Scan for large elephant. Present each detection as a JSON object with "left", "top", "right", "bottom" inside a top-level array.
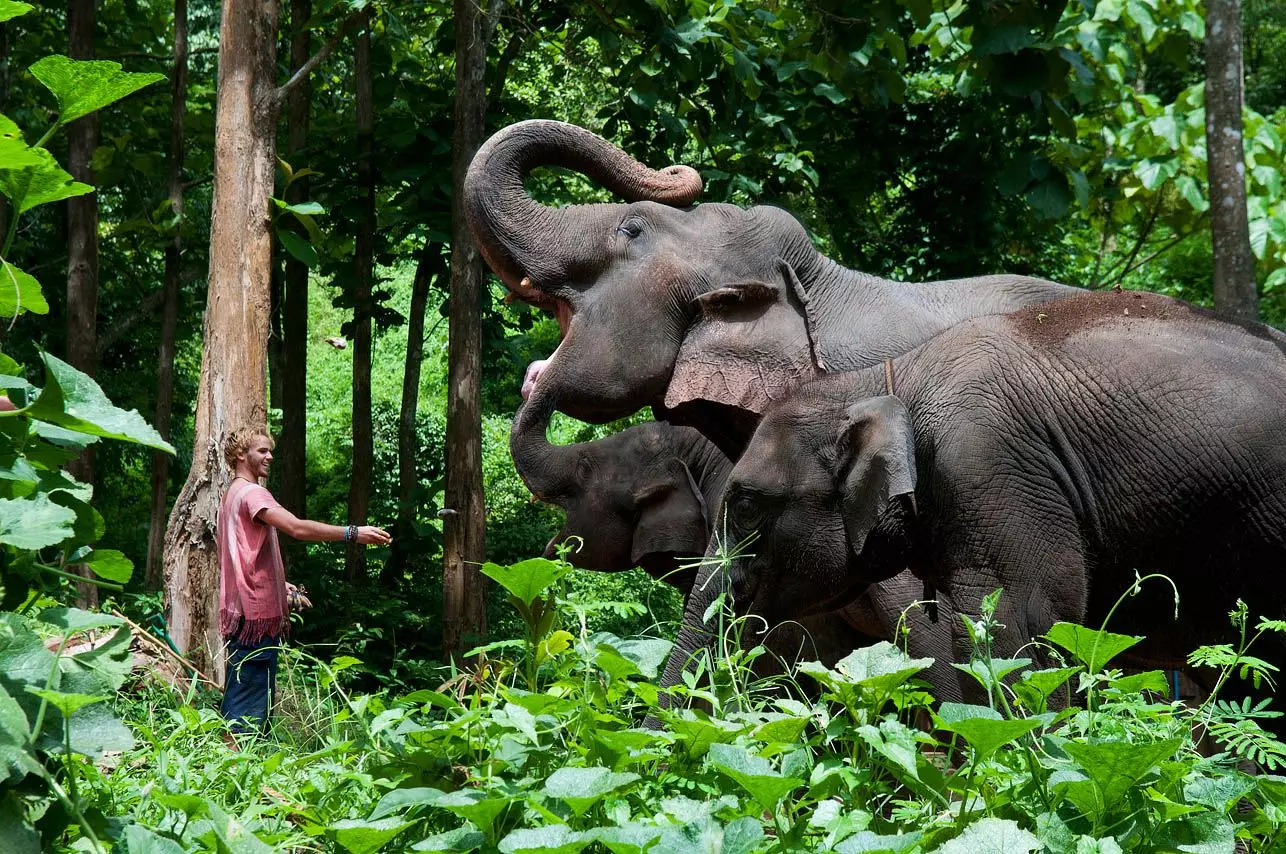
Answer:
[
  {"left": 661, "top": 291, "right": 1286, "bottom": 703},
  {"left": 465, "top": 120, "right": 1081, "bottom": 457},
  {"left": 510, "top": 379, "right": 949, "bottom": 679}
]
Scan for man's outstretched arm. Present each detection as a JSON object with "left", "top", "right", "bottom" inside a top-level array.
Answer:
[{"left": 258, "top": 507, "right": 392, "bottom": 545}]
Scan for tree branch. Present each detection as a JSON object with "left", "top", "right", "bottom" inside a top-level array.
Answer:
[
  {"left": 272, "top": 9, "right": 366, "bottom": 108},
  {"left": 97, "top": 287, "right": 166, "bottom": 357}
]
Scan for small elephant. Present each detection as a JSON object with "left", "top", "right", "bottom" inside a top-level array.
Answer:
[
  {"left": 510, "top": 381, "right": 946, "bottom": 674},
  {"left": 467, "top": 120, "right": 1079, "bottom": 457},
  {"left": 662, "top": 291, "right": 1286, "bottom": 702}
]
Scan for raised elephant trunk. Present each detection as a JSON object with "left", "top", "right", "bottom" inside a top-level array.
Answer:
[
  {"left": 510, "top": 383, "right": 578, "bottom": 502},
  {"left": 464, "top": 120, "right": 704, "bottom": 293}
]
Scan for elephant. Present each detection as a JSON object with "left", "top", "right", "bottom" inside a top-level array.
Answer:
[
  {"left": 510, "top": 373, "right": 950, "bottom": 680},
  {"left": 465, "top": 119, "right": 1081, "bottom": 458},
  {"left": 660, "top": 291, "right": 1286, "bottom": 705}
]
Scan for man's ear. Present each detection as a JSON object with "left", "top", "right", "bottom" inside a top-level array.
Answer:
[
  {"left": 630, "top": 461, "right": 709, "bottom": 568},
  {"left": 836, "top": 396, "right": 917, "bottom": 559}
]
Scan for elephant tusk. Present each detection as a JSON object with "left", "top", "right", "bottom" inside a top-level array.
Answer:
[{"left": 519, "top": 276, "right": 533, "bottom": 290}]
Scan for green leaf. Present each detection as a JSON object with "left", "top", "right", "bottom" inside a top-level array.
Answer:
[
  {"left": 0, "top": 1, "right": 33, "bottom": 23},
  {"left": 0, "top": 260, "right": 49, "bottom": 317},
  {"left": 1060, "top": 738, "right": 1183, "bottom": 817},
  {"left": 835, "top": 830, "right": 921, "bottom": 853},
  {"left": 203, "top": 801, "right": 276, "bottom": 854},
  {"left": 1026, "top": 173, "right": 1072, "bottom": 219},
  {"left": 28, "top": 55, "right": 165, "bottom": 125},
  {"left": 480, "top": 558, "right": 570, "bottom": 607},
  {"left": 653, "top": 816, "right": 762, "bottom": 854},
  {"left": 1108, "top": 669, "right": 1168, "bottom": 695},
  {"left": 25, "top": 686, "right": 107, "bottom": 717},
  {"left": 411, "top": 826, "right": 485, "bottom": 853},
  {"left": 972, "top": 24, "right": 1037, "bottom": 56},
  {"left": 369, "top": 786, "right": 445, "bottom": 820},
  {"left": 281, "top": 200, "right": 325, "bottom": 216},
  {"left": 931, "top": 818, "right": 1040, "bottom": 853},
  {"left": 26, "top": 352, "right": 174, "bottom": 451},
  {"left": 0, "top": 147, "right": 93, "bottom": 214},
  {"left": 82, "top": 549, "right": 133, "bottom": 583},
  {"left": 277, "top": 228, "right": 319, "bottom": 269},
  {"left": 543, "top": 766, "right": 640, "bottom": 816},
  {"left": 1134, "top": 156, "right": 1178, "bottom": 191},
  {"left": 707, "top": 742, "right": 803, "bottom": 810},
  {"left": 934, "top": 704, "right": 1043, "bottom": 759},
  {"left": 0, "top": 791, "right": 39, "bottom": 854},
  {"left": 0, "top": 137, "right": 43, "bottom": 172},
  {"left": 434, "top": 790, "right": 510, "bottom": 838},
  {"left": 1013, "top": 666, "right": 1079, "bottom": 711},
  {"left": 1044, "top": 622, "right": 1143, "bottom": 672},
  {"left": 497, "top": 825, "right": 590, "bottom": 854},
  {"left": 1157, "top": 812, "right": 1235, "bottom": 854},
  {"left": 328, "top": 818, "right": 417, "bottom": 854},
  {"left": 123, "top": 825, "right": 185, "bottom": 854},
  {"left": 592, "top": 634, "right": 671, "bottom": 680},
  {"left": 1174, "top": 175, "right": 1207, "bottom": 212},
  {"left": 0, "top": 493, "right": 77, "bottom": 548},
  {"left": 592, "top": 824, "right": 664, "bottom": 854},
  {"left": 38, "top": 607, "right": 124, "bottom": 634},
  {"left": 800, "top": 641, "right": 934, "bottom": 699}
]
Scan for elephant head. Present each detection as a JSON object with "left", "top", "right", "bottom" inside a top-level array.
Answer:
[
  {"left": 510, "top": 376, "right": 731, "bottom": 591},
  {"left": 659, "top": 383, "right": 921, "bottom": 692},
  {"left": 466, "top": 120, "right": 829, "bottom": 440}
]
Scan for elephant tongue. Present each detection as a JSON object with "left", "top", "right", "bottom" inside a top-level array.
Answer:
[{"left": 521, "top": 359, "right": 550, "bottom": 400}]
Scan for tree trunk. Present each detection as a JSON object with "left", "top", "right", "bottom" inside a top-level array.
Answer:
[
  {"left": 345, "top": 11, "right": 374, "bottom": 585},
  {"left": 66, "top": 0, "right": 99, "bottom": 609},
  {"left": 163, "top": 0, "right": 280, "bottom": 680},
  {"left": 146, "top": 0, "right": 188, "bottom": 591},
  {"left": 381, "top": 240, "right": 439, "bottom": 588},
  {"left": 1205, "top": 0, "right": 1258, "bottom": 322},
  {"left": 268, "top": 260, "right": 284, "bottom": 412},
  {"left": 278, "top": 0, "right": 311, "bottom": 534},
  {"left": 442, "top": 0, "right": 492, "bottom": 660}
]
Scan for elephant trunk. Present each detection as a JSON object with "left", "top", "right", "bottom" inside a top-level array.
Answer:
[
  {"left": 510, "top": 381, "right": 578, "bottom": 502},
  {"left": 657, "top": 546, "right": 741, "bottom": 706},
  {"left": 464, "top": 120, "right": 703, "bottom": 293}
]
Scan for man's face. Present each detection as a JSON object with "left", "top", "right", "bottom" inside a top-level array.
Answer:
[{"left": 240, "top": 436, "right": 273, "bottom": 479}]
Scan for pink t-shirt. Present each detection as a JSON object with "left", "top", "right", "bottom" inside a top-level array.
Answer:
[{"left": 218, "top": 478, "right": 289, "bottom": 641}]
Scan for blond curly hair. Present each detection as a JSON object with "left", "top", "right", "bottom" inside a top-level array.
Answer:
[{"left": 223, "top": 427, "right": 273, "bottom": 471}]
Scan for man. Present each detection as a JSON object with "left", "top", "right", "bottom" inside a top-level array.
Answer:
[{"left": 218, "top": 427, "right": 391, "bottom": 738}]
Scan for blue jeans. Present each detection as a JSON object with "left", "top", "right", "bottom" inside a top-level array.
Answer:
[{"left": 220, "top": 635, "right": 280, "bottom": 735}]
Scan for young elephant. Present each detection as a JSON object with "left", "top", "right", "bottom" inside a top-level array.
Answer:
[
  {"left": 510, "top": 385, "right": 946, "bottom": 673},
  {"left": 662, "top": 291, "right": 1286, "bottom": 702}
]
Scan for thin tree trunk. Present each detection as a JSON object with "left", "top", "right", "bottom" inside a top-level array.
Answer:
[
  {"left": 442, "top": 0, "right": 492, "bottom": 660},
  {"left": 146, "top": 0, "right": 188, "bottom": 591},
  {"left": 1205, "top": 0, "right": 1258, "bottom": 322},
  {"left": 164, "top": 0, "right": 280, "bottom": 680},
  {"left": 380, "top": 240, "right": 439, "bottom": 588},
  {"left": 278, "top": 0, "right": 311, "bottom": 534},
  {"left": 268, "top": 260, "right": 284, "bottom": 412},
  {"left": 66, "top": 0, "right": 99, "bottom": 609},
  {"left": 345, "top": 12, "right": 375, "bottom": 585}
]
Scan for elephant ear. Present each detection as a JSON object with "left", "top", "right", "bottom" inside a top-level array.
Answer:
[
  {"left": 630, "top": 461, "right": 709, "bottom": 569},
  {"left": 664, "top": 262, "right": 819, "bottom": 415},
  {"left": 837, "top": 396, "right": 917, "bottom": 559}
]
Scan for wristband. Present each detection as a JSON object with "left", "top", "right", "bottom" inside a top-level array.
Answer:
[{"left": 344, "top": 524, "right": 358, "bottom": 542}]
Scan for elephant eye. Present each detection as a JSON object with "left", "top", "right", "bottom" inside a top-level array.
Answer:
[
  {"left": 616, "top": 217, "right": 644, "bottom": 239},
  {"left": 728, "top": 493, "right": 763, "bottom": 531}
]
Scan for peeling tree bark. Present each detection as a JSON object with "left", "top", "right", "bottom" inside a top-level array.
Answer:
[
  {"left": 442, "top": 0, "right": 493, "bottom": 660},
  {"left": 146, "top": 0, "right": 188, "bottom": 591},
  {"left": 163, "top": 0, "right": 280, "bottom": 679},
  {"left": 66, "top": 0, "right": 99, "bottom": 609},
  {"left": 345, "top": 11, "right": 375, "bottom": 585},
  {"left": 1205, "top": 0, "right": 1258, "bottom": 322}
]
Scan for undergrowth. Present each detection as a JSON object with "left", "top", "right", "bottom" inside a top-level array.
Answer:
[{"left": 8, "top": 553, "right": 1284, "bottom": 853}]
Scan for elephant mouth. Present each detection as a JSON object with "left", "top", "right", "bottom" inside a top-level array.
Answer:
[{"left": 509, "top": 288, "right": 574, "bottom": 338}]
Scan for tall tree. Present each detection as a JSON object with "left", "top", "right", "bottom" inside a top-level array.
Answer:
[
  {"left": 442, "top": 0, "right": 496, "bottom": 658},
  {"left": 145, "top": 0, "right": 189, "bottom": 590},
  {"left": 345, "top": 9, "right": 375, "bottom": 584},
  {"left": 278, "top": 0, "right": 312, "bottom": 535},
  {"left": 66, "top": 0, "right": 99, "bottom": 608},
  {"left": 1206, "top": 0, "right": 1259, "bottom": 322},
  {"left": 164, "top": 0, "right": 357, "bottom": 675}
]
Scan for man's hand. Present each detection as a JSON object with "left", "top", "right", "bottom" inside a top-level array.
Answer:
[
  {"left": 356, "top": 526, "right": 392, "bottom": 546},
  {"left": 286, "top": 583, "right": 313, "bottom": 612}
]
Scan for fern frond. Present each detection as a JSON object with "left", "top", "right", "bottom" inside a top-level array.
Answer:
[{"left": 1207, "top": 719, "right": 1286, "bottom": 771}]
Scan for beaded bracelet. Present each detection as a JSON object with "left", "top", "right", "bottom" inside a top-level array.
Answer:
[{"left": 344, "top": 524, "right": 358, "bottom": 542}]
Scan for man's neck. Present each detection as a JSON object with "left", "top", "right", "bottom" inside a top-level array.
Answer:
[{"left": 233, "top": 466, "right": 259, "bottom": 483}]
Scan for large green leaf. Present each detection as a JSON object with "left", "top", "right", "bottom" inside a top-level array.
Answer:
[
  {"left": 25, "top": 687, "right": 107, "bottom": 718},
  {"left": 26, "top": 352, "right": 174, "bottom": 451},
  {"left": 480, "top": 558, "right": 570, "bottom": 607},
  {"left": 0, "top": 147, "right": 92, "bottom": 214},
  {"left": 38, "top": 607, "right": 124, "bottom": 635},
  {"left": 0, "top": 1, "right": 33, "bottom": 23},
  {"left": 369, "top": 786, "right": 445, "bottom": 820},
  {"left": 931, "top": 818, "right": 1040, "bottom": 853},
  {"left": 0, "top": 683, "right": 34, "bottom": 783},
  {"left": 592, "top": 823, "right": 664, "bottom": 854},
  {"left": 1060, "top": 738, "right": 1182, "bottom": 819},
  {"left": 497, "top": 826, "right": 591, "bottom": 854},
  {"left": 434, "top": 790, "right": 511, "bottom": 838},
  {"left": 0, "top": 791, "right": 39, "bottom": 854},
  {"left": 652, "top": 816, "right": 762, "bottom": 854},
  {"left": 277, "top": 228, "right": 319, "bottom": 269},
  {"left": 800, "top": 641, "right": 933, "bottom": 700},
  {"left": 0, "top": 493, "right": 77, "bottom": 549},
  {"left": 328, "top": 818, "right": 417, "bottom": 854},
  {"left": 29, "top": 55, "right": 165, "bottom": 125},
  {"left": 81, "top": 549, "right": 133, "bottom": 583},
  {"left": 0, "top": 137, "right": 42, "bottom": 172},
  {"left": 543, "top": 766, "right": 640, "bottom": 816},
  {"left": 411, "top": 826, "right": 485, "bottom": 853},
  {"left": 201, "top": 802, "right": 275, "bottom": 854},
  {"left": 0, "top": 261, "right": 49, "bottom": 317},
  {"left": 835, "top": 830, "right": 922, "bottom": 853},
  {"left": 707, "top": 742, "right": 803, "bottom": 810},
  {"left": 122, "top": 825, "right": 185, "bottom": 854},
  {"left": 1044, "top": 622, "right": 1142, "bottom": 672},
  {"left": 934, "top": 703, "right": 1043, "bottom": 760}
]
